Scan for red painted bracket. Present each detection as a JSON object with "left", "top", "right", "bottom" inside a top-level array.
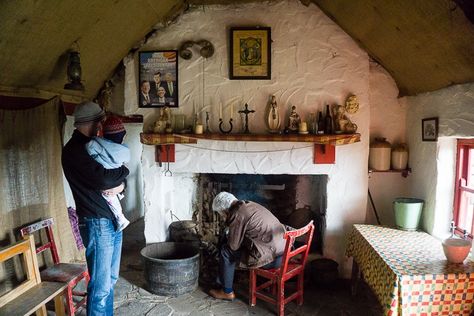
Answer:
[
  {"left": 155, "top": 144, "right": 175, "bottom": 163},
  {"left": 314, "top": 144, "right": 335, "bottom": 164}
]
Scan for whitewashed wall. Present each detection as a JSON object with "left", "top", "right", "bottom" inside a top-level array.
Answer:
[
  {"left": 403, "top": 83, "right": 474, "bottom": 239},
  {"left": 124, "top": 0, "right": 371, "bottom": 277},
  {"left": 367, "top": 62, "right": 409, "bottom": 226}
]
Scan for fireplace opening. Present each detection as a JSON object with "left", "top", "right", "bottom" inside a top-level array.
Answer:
[{"left": 183, "top": 173, "right": 327, "bottom": 286}]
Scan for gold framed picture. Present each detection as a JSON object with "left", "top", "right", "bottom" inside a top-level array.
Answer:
[{"left": 229, "top": 27, "right": 271, "bottom": 80}]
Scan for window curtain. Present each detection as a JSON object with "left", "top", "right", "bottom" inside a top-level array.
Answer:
[{"left": 0, "top": 96, "right": 81, "bottom": 265}]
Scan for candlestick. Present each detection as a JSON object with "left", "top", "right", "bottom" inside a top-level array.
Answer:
[
  {"left": 219, "top": 118, "right": 233, "bottom": 134},
  {"left": 219, "top": 103, "right": 223, "bottom": 118},
  {"left": 299, "top": 121, "right": 308, "bottom": 132},
  {"left": 194, "top": 124, "right": 203, "bottom": 134},
  {"left": 230, "top": 103, "right": 233, "bottom": 119}
]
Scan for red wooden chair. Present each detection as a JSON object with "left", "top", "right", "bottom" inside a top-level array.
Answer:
[
  {"left": 249, "top": 220, "right": 314, "bottom": 316},
  {"left": 20, "top": 217, "right": 90, "bottom": 315}
]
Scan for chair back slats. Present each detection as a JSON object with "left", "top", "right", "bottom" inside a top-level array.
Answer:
[
  {"left": 280, "top": 221, "right": 314, "bottom": 276},
  {"left": 0, "top": 235, "right": 42, "bottom": 308},
  {"left": 284, "top": 223, "right": 313, "bottom": 238},
  {"left": 250, "top": 220, "right": 315, "bottom": 315},
  {"left": 0, "top": 240, "right": 30, "bottom": 262},
  {"left": 20, "top": 217, "right": 60, "bottom": 264},
  {"left": 20, "top": 218, "right": 54, "bottom": 235},
  {"left": 288, "top": 244, "right": 308, "bottom": 259}
]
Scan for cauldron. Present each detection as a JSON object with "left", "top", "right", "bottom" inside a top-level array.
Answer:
[{"left": 141, "top": 242, "right": 199, "bottom": 296}]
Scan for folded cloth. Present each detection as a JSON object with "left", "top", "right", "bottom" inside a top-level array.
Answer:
[{"left": 68, "top": 206, "right": 84, "bottom": 250}]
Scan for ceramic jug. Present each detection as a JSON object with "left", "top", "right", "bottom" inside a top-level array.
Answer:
[
  {"left": 391, "top": 143, "right": 408, "bottom": 170},
  {"left": 369, "top": 138, "right": 391, "bottom": 171}
]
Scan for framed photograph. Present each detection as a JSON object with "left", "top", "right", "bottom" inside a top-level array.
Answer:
[
  {"left": 229, "top": 27, "right": 271, "bottom": 80},
  {"left": 422, "top": 117, "right": 438, "bottom": 141},
  {"left": 138, "top": 50, "right": 178, "bottom": 108}
]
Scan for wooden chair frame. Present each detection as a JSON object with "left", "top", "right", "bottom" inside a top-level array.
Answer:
[
  {"left": 0, "top": 235, "right": 66, "bottom": 316},
  {"left": 20, "top": 217, "right": 89, "bottom": 315},
  {"left": 249, "top": 220, "right": 314, "bottom": 316}
]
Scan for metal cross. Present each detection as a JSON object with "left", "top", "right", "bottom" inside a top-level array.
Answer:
[{"left": 238, "top": 103, "right": 255, "bottom": 134}]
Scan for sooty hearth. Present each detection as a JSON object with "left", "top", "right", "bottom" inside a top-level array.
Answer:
[{"left": 169, "top": 173, "right": 327, "bottom": 286}]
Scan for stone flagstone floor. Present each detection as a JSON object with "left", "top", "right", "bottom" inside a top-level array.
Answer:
[{"left": 77, "top": 219, "right": 382, "bottom": 316}]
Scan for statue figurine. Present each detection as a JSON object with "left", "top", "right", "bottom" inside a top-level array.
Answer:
[
  {"left": 96, "top": 81, "right": 113, "bottom": 112},
  {"left": 332, "top": 104, "right": 357, "bottom": 134},
  {"left": 153, "top": 107, "right": 171, "bottom": 134},
  {"left": 162, "top": 106, "right": 173, "bottom": 133},
  {"left": 332, "top": 105, "right": 345, "bottom": 133},
  {"left": 153, "top": 108, "right": 165, "bottom": 133},
  {"left": 288, "top": 105, "right": 301, "bottom": 133},
  {"left": 267, "top": 95, "right": 281, "bottom": 133}
]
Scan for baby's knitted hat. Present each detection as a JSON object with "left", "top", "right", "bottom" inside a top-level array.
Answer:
[{"left": 103, "top": 116, "right": 125, "bottom": 135}]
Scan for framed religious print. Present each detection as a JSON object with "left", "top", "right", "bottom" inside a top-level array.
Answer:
[
  {"left": 229, "top": 27, "right": 271, "bottom": 80},
  {"left": 422, "top": 117, "right": 438, "bottom": 141},
  {"left": 138, "top": 50, "right": 178, "bottom": 108}
]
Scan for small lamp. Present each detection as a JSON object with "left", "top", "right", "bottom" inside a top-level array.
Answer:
[{"left": 64, "top": 51, "right": 84, "bottom": 91}]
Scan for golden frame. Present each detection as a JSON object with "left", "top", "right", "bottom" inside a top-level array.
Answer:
[{"left": 229, "top": 27, "right": 271, "bottom": 80}]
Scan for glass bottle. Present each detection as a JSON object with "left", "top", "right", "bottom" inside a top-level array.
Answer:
[
  {"left": 309, "top": 113, "right": 317, "bottom": 134},
  {"left": 324, "top": 104, "right": 333, "bottom": 134},
  {"left": 317, "top": 111, "right": 325, "bottom": 134}
]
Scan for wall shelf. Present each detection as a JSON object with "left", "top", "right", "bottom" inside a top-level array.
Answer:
[
  {"left": 140, "top": 132, "right": 361, "bottom": 165},
  {"left": 368, "top": 168, "right": 411, "bottom": 177},
  {"left": 140, "top": 132, "right": 361, "bottom": 146}
]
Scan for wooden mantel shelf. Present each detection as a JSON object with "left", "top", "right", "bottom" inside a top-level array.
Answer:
[{"left": 140, "top": 132, "right": 361, "bottom": 146}]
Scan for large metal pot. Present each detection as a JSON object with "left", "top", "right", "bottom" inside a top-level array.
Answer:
[{"left": 141, "top": 242, "right": 199, "bottom": 296}]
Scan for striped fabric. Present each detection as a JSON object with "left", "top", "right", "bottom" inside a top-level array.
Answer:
[{"left": 67, "top": 207, "right": 84, "bottom": 251}]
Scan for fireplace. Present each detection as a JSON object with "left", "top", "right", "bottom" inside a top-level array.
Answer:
[
  {"left": 141, "top": 134, "right": 368, "bottom": 279},
  {"left": 170, "top": 173, "right": 328, "bottom": 285},
  {"left": 193, "top": 173, "right": 327, "bottom": 250}
]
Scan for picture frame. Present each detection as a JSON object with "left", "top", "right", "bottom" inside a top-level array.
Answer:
[
  {"left": 422, "top": 117, "right": 438, "bottom": 141},
  {"left": 138, "top": 50, "right": 178, "bottom": 108},
  {"left": 229, "top": 27, "right": 271, "bottom": 80}
]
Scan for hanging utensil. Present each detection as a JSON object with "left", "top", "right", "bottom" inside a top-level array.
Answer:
[{"left": 164, "top": 145, "right": 172, "bottom": 176}]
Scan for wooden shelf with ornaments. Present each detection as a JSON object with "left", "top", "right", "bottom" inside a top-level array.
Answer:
[{"left": 140, "top": 132, "right": 361, "bottom": 165}]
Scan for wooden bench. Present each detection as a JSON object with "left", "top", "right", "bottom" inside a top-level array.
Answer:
[{"left": 0, "top": 235, "right": 67, "bottom": 316}]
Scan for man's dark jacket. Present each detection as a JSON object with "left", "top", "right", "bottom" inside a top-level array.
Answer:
[{"left": 62, "top": 130, "right": 129, "bottom": 221}]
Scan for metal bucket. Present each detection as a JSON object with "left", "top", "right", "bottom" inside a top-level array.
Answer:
[
  {"left": 393, "top": 197, "right": 424, "bottom": 231},
  {"left": 141, "top": 242, "right": 199, "bottom": 296},
  {"left": 169, "top": 220, "right": 200, "bottom": 242}
]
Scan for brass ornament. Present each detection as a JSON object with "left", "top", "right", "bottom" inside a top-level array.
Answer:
[
  {"left": 345, "top": 95, "right": 359, "bottom": 114},
  {"left": 179, "top": 40, "right": 214, "bottom": 60}
]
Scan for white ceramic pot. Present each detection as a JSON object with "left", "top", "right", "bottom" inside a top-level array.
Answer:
[
  {"left": 392, "top": 151, "right": 408, "bottom": 170},
  {"left": 369, "top": 138, "right": 391, "bottom": 171},
  {"left": 391, "top": 143, "right": 408, "bottom": 170}
]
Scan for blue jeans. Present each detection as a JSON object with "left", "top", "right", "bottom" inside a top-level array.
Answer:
[
  {"left": 79, "top": 218, "right": 122, "bottom": 316},
  {"left": 218, "top": 244, "right": 282, "bottom": 291}
]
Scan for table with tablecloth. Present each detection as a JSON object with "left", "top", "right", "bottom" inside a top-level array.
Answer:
[{"left": 346, "top": 224, "right": 474, "bottom": 315}]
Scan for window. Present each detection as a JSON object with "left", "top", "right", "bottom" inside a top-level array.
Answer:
[{"left": 453, "top": 139, "right": 474, "bottom": 237}]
